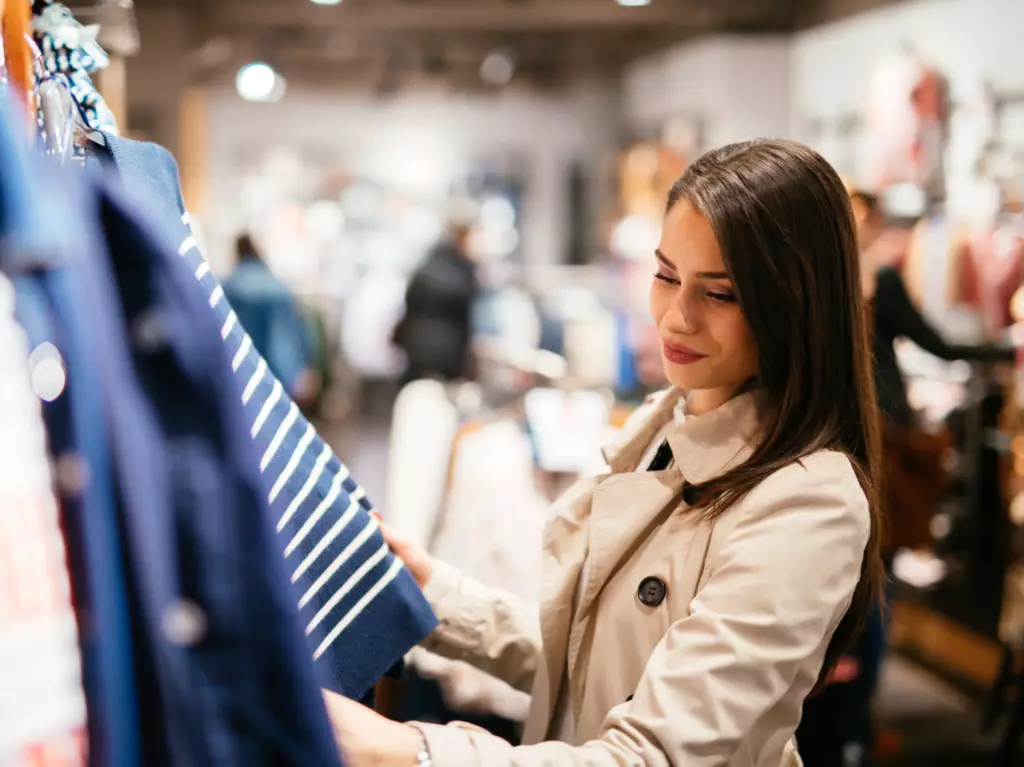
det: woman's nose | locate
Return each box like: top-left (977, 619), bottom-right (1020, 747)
top-left (665, 293), bottom-right (699, 334)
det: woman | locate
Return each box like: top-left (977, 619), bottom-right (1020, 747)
top-left (325, 140), bottom-right (885, 766)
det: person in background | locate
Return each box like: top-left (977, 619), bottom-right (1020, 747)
top-left (223, 233), bottom-right (319, 408)
top-left (392, 203), bottom-right (480, 384)
top-left (797, 189), bottom-right (1016, 767)
top-left (857, 189), bottom-right (1015, 428)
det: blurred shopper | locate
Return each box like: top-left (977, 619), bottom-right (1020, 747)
top-left (323, 140), bottom-right (884, 767)
top-left (392, 203), bottom-right (480, 384)
top-left (224, 233), bottom-right (318, 407)
top-left (798, 189), bottom-right (1016, 767)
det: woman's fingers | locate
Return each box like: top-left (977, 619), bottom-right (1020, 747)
top-left (371, 511), bottom-right (433, 587)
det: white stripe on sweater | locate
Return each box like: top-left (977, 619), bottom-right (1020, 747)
top-left (260, 402), bottom-right (300, 473)
top-left (231, 335), bottom-right (253, 373)
top-left (285, 475), bottom-right (349, 558)
top-left (250, 379), bottom-right (283, 437)
top-left (241, 356), bottom-right (266, 404)
top-left (313, 558), bottom-right (404, 661)
top-left (300, 516), bottom-right (379, 612)
top-left (221, 310), bottom-right (237, 339)
top-left (290, 492), bottom-right (363, 581)
top-left (305, 532), bottom-right (386, 627)
top-left (278, 445), bottom-right (332, 531)
top-left (268, 423), bottom-right (316, 503)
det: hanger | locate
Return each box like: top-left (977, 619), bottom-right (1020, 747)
top-left (38, 71), bottom-right (76, 165)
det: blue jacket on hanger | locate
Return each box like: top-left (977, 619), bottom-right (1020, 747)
top-left (100, 134), bottom-right (437, 698)
top-left (1, 102), bottom-right (343, 766)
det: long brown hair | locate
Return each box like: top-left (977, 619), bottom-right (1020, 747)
top-left (667, 139), bottom-right (884, 687)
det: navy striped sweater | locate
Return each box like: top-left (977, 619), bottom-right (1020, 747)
top-left (104, 135), bottom-right (437, 698)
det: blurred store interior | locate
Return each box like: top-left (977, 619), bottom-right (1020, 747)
top-left (10, 0), bottom-right (1024, 764)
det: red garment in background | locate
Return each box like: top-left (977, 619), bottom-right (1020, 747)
top-left (868, 53), bottom-right (948, 193)
top-left (971, 227), bottom-right (1024, 335)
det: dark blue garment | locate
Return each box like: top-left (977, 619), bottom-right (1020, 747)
top-left (102, 133), bottom-right (437, 698)
top-left (223, 259), bottom-right (312, 391)
top-left (1, 113), bottom-right (140, 767)
top-left (1, 103), bottom-right (343, 766)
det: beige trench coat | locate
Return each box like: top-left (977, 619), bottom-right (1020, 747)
top-left (416, 389), bottom-right (870, 766)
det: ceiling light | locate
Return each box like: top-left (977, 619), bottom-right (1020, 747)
top-left (310, 0), bottom-right (342, 5)
top-left (616, 0), bottom-right (651, 6)
top-left (480, 49), bottom-right (516, 86)
top-left (236, 62), bottom-right (287, 103)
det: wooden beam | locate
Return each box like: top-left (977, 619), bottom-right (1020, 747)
top-left (213, 0), bottom-right (714, 34)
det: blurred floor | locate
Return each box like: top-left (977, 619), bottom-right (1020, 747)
top-left (875, 656), bottom-right (998, 766)
top-left (324, 411), bottom-right (1004, 766)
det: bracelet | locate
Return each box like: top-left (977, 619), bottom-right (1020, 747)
top-left (407, 723), bottom-right (434, 767)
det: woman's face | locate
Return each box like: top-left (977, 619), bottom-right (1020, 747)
top-left (650, 201), bottom-right (757, 413)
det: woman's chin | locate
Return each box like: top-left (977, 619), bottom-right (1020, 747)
top-left (662, 363), bottom-right (712, 390)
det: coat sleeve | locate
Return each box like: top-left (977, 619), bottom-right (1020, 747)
top-left (420, 560), bottom-right (542, 694)
top-left (416, 464), bottom-right (868, 766)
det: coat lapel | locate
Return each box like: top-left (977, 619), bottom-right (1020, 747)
top-left (531, 475), bottom-right (601, 735)
top-left (568, 388), bottom-right (761, 717)
top-left (535, 387), bottom-right (762, 735)
top-left (569, 468), bottom-right (687, 716)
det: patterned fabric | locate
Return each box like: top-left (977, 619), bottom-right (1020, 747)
top-left (102, 134), bottom-right (438, 698)
top-left (0, 272), bottom-right (87, 767)
top-left (31, 0), bottom-right (117, 157)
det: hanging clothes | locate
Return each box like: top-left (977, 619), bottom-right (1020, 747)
top-left (0, 273), bottom-right (87, 767)
top-left (97, 133), bottom-right (437, 698)
top-left (408, 418), bottom-right (547, 728)
top-left (31, 0), bottom-right (117, 142)
top-left (971, 225), bottom-right (1024, 336)
top-left (0, 101), bottom-right (342, 766)
top-left (0, 102), bottom-right (137, 766)
top-left (386, 379), bottom-right (461, 551)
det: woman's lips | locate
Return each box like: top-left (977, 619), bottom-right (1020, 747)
top-left (662, 341), bottom-right (707, 365)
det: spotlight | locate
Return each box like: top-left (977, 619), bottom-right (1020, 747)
top-left (236, 62), bottom-right (287, 103)
top-left (480, 49), bottom-right (516, 86)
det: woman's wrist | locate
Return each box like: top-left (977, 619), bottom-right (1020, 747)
top-left (407, 723), bottom-right (434, 766)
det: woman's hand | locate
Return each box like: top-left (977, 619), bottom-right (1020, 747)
top-left (323, 690), bottom-right (425, 767)
top-left (373, 512), bottom-right (433, 588)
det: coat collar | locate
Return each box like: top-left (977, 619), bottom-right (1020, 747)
top-left (601, 387), bottom-right (762, 484)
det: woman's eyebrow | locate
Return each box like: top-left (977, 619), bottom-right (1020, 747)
top-left (655, 250), bottom-right (676, 269)
top-left (696, 271), bottom-right (731, 279)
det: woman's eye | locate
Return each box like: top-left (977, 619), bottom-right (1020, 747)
top-left (706, 291), bottom-right (737, 303)
top-left (653, 272), bottom-right (679, 286)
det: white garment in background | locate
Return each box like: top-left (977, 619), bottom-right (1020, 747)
top-left (385, 380), bottom-right (460, 549)
top-left (524, 389), bottom-right (610, 475)
top-left (340, 269), bottom-right (408, 378)
top-left (0, 274), bottom-right (87, 765)
top-left (411, 419), bottom-right (549, 721)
